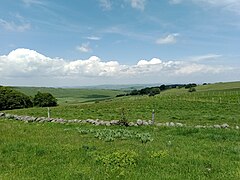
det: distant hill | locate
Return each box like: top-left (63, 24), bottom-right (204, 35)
top-left (11, 86), bottom-right (124, 105)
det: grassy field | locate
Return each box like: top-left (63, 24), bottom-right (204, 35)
top-left (1, 81), bottom-right (240, 179)
top-left (12, 86), bottom-right (124, 105)
top-left (4, 82), bottom-right (240, 126)
top-left (1, 119), bottom-right (239, 179)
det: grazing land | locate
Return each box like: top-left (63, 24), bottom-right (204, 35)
top-left (5, 82), bottom-right (240, 126)
top-left (12, 87), bottom-right (124, 105)
top-left (1, 81), bottom-right (240, 179)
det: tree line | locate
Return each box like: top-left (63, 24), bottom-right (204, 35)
top-left (116, 83), bottom-right (197, 97)
top-left (0, 86), bottom-right (57, 111)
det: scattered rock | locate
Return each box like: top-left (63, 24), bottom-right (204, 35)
top-left (128, 122), bottom-right (135, 126)
top-left (143, 121), bottom-right (149, 126)
top-left (195, 125), bottom-right (205, 128)
top-left (213, 124), bottom-right (221, 128)
top-left (156, 123), bottom-right (164, 127)
top-left (0, 113), bottom-right (236, 130)
top-left (176, 123), bottom-right (183, 127)
top-left (221, 123), bottom-right (229, 128)
top-left (136, 119), bottom-right (143, 125)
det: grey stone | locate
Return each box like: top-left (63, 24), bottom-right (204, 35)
top-left (136, 119), bottom-right (143, 125)
top-left (94, 122), bottom-right (100, 126)
top-left (236, 126), bottom-right (239, 130)
top-left (5, 114), bottom-right (14, 119)
top-left (0, 112), bottom-right (5, 117)
top-left (106, 122), bottom-right (111, 126)
top-left (156, 123), bottom-right (164, 126)
top-left (148, 120), bottom-right (152, 125)
top-left (195, 125), bottom-right (204, 128)
top-left (110, 120), bottom-right (119, 125)
top-left (143, 121), bottom-right (149, 126)
top-left (169, 122), bottom-right (175, 126)
top-left (221, 123), bottom-right (229, 128)
top-left (213, 124), bottom-right (221, 128)
top-left (176, 123), bottom-right (183, 127)
top-left (128, 122), bottom-right (135, 126)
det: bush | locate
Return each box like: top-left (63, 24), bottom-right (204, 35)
top-left (149, 88), bottom-right (160, 96)
top-left (0, 87), bottom-right (33, 110)
top-left (188, 87), bottom-right (196, 92)
top-left (33, 91), bottom-right (57, 107)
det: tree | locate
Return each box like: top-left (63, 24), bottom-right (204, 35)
top-left (33, 91), bottom-right (57, 107)
top-left (130, 89), bottom-right (139, 96)
top-left (0, 87), bottom-right (33, 110)
top-left (149, 88), bottom-right (160, 96)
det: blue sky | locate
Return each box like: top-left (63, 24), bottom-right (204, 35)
top-left (0, 0), bottom-right (240, 86)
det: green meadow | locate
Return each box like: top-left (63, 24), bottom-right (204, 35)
top-left (12, 86), bottom-right (124, 104)
top-left (1, 81), bottom-right (240, 179)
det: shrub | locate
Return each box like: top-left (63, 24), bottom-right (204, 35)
top-left (33, 91), bottom-right (57, 107)
top-left (188, 87), bottom-right (196, 92)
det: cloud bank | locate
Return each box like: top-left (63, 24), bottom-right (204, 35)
top-left (0, 48), bottom-right (235, 86)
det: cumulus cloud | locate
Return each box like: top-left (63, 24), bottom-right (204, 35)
top-left (76, 43), bottom-right (92, 53)
top-left (156, 33), bottom-right (179, 44)
top-left (0, 48), bottom-right (232, 84)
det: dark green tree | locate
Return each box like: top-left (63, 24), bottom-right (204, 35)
top-left (149, 88), bottom-right (160, 96)
top-left (0, 87), bottom-right (33, 110)
top-left (33, 91), bottom-right (57, 107)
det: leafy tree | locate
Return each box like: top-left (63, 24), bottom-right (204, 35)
top-left (130, 89), bottom-right (139, 96)
top-left (185, 83), bottom-right (197, 89)
top-left (149, 88), bottom-right (160, 96)
top-left (159, 85), bottom-right (166, 91)
top-left (33, 91), bottom-right (57, 107)
top-left (0, 87), bottom-right (33, 110)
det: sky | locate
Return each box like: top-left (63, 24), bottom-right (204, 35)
top-left (0, 0), bottom-right (240, 87)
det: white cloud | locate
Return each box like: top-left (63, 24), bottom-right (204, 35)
top-left (0, 19), bottom-right (30, 32)
top-left (156, 33), bottom-right (179, 44)
top-left (76, 43), bottom-right (92, 53)
top-left (99, 0), bottom-right (112, 10)
top-left (128, 0), bottom-right (147, 10)
top-left (86, 36), bottom-right (101, 41)
top-left (0, 48), bottom-right (233, 84)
